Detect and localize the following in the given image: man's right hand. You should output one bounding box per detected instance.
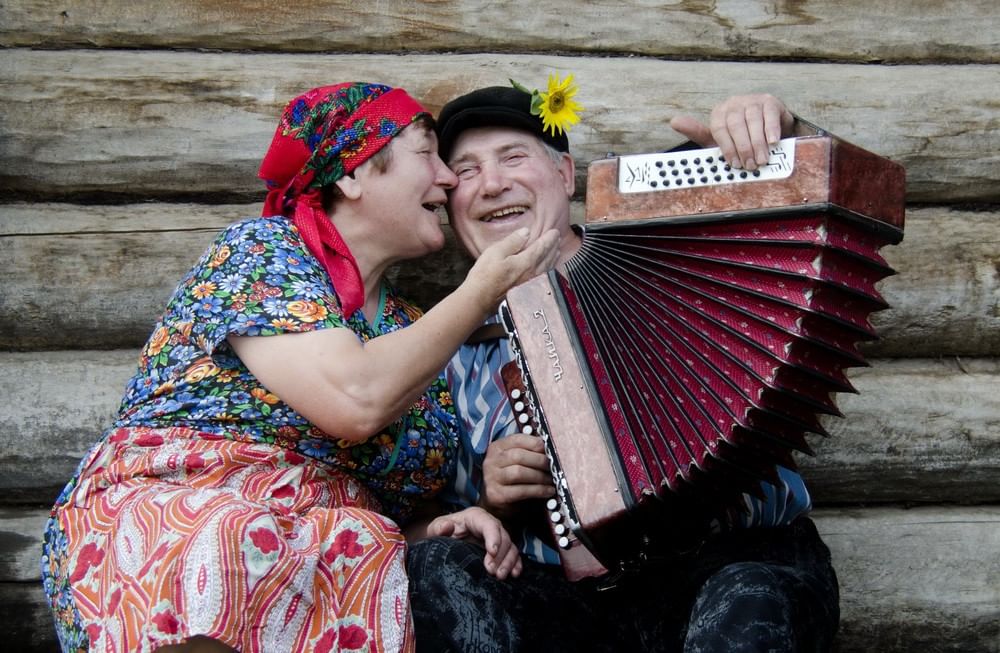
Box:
[479,433,556,518]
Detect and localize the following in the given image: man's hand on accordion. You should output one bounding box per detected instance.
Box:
[479,433,556,519]
[669,93,795,173]
[425,506,524,579]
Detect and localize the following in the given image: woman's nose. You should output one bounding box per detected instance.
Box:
[434,156,458,189]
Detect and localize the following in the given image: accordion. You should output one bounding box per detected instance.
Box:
[499,134,905,580]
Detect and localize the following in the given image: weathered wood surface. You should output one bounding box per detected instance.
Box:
[2,204,997,355]
[2,351,997,507]
[2,50,998,203]
[1,0,997,65]
[817,506,1000,653]
[805,357,1000,504]
[3,506,998,652]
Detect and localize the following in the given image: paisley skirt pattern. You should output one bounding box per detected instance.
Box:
[41,426,413,652]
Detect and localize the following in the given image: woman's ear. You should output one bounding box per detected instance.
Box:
[335,173,362,200]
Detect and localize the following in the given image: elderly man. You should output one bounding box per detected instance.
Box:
[407,83,840,652]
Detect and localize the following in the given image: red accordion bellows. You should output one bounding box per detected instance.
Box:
[500,135,905,579]
[560,210,897,498]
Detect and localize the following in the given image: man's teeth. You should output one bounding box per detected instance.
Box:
[483,206,527,222]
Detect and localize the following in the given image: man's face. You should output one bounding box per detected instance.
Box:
[445,126,576,261]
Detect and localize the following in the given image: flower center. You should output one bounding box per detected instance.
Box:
[548,92,565,113]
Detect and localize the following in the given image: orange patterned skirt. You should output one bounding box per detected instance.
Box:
[44,426,414,652]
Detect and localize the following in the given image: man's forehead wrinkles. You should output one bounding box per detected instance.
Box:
[448,136,536,167]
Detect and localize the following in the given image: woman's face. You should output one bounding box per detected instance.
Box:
[352,123,458,261]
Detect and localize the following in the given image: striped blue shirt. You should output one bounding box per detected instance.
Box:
[442,319,812,565]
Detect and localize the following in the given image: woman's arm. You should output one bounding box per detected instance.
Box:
[229,227,559,441]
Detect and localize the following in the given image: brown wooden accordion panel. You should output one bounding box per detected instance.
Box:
[501,135,905,576]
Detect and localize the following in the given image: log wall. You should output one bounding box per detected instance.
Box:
[1,1,997,650]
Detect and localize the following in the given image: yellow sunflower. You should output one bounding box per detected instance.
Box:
[537,73,583,137]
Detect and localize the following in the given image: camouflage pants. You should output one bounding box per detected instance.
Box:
[408,518,839,653]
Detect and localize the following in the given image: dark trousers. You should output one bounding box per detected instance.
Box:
[408,518,839,653]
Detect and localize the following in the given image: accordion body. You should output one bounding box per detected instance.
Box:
[499,135,905,579]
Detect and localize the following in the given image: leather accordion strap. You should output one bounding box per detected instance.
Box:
[465,323,508,345]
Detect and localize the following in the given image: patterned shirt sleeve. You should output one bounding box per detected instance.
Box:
[170,217,348,356]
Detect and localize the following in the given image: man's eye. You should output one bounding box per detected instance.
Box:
[454,167,478,179]
[502,153,527,166]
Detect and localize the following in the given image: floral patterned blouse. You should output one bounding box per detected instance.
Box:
[111,216,457,521]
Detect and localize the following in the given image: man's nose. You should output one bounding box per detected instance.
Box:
[479,160,509,196]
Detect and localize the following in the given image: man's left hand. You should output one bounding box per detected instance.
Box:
[669,93,794,171]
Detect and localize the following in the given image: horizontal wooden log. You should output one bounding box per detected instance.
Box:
[3,204,997,356]
[872,207,1000,358]
[1,351,997,506]
[3,506,998,652]
[0,1,997,65]
[1,50,998,203]
[806,357,1000,504]
[816,506,1000,653]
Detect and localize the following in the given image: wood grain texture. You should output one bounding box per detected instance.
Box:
[4,506,998,652]
[2,204,996,355]
[1,351,996,506]
[804,358,1000,504]
[0,0,997,64]
[817,506,1000,653]
[1,50,998,203]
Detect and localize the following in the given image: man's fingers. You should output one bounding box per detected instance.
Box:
[723,109,757,171]
[741,102,771,169]
[500,433,547,452]
[497,446,550,472]
[762,100,785,146]
[709,112,740,170]
[669,115,715,148]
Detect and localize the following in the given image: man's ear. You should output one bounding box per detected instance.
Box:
[557,152,576,197]
[335,173,362,200]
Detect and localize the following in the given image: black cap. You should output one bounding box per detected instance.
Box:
[436,86,570,162]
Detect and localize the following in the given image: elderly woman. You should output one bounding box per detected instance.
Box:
[40,83,558,653]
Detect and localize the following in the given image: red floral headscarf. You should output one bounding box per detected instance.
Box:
[258,82,429,317]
